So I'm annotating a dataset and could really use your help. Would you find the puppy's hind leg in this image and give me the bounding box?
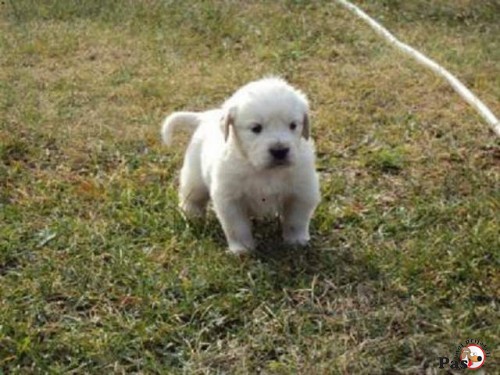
[179,142,209,218]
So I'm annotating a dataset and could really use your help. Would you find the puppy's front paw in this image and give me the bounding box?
[179,201,206,218]
[227,238,255,256]
[283,231,310,247]
[227,246,252,256]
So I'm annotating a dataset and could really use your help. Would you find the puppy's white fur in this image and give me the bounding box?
[161,77,320,254]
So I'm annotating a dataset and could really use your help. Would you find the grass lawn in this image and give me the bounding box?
[1,0,499,373]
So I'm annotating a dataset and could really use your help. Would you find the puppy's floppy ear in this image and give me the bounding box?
[221,107,237,142]
[302,113,310,140]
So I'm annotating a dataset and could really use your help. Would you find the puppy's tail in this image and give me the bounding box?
[161,112,201,146]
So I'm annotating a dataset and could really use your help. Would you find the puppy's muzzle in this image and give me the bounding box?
[268,146,291,168]
[269,147,289,161]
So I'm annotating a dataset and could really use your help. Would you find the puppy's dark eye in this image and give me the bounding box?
[251,124,263,134]
[290,122,297,130]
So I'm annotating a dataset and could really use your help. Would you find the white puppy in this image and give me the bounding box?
[161,77,320,254]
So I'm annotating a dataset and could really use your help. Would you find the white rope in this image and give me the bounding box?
[336,0,500,137]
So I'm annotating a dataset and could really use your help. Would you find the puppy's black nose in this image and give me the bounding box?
[270,147,289,160]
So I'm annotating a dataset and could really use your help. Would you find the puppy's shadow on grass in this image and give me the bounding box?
[184,214,379,290]
[247,219,379,290]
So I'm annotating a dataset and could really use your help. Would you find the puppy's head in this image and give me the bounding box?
[221,77,310,170]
